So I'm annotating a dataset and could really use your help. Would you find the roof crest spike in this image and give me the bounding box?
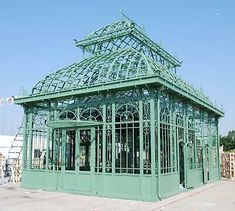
[121,12,134,24]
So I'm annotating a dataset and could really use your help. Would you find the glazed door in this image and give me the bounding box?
[53,128,77,190]
[78,128,95,172]
[64,130,76,171]
[52,127,95,191]
[76,128,96,193]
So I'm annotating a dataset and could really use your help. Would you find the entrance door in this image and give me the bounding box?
[203,145,210,183]
[53,128,77,190]
[76,128,95,193]
[52,127,95,191]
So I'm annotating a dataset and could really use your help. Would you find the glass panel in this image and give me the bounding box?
[79,129,91,171]
[31,130,47,169]
[196,139,202,168]
[95,127,103,172]
[65,130,76,170]
[188,129,196,169]
[31,112,47,170]
[48,131,53,170]
[160,123,171,174]
[115,123,140,174]
[187,144,194,169]
[143,122,151,174]
[54,129,62,171]
[115,104,140,174]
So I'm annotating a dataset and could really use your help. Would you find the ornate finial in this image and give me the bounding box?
[121,12,134,24]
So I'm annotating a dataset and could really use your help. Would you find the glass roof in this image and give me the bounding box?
[32,48,158,95]
[30,17,222,113]
[32,47,214,108]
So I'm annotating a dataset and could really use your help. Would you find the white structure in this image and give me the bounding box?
[0,132,23,182]
[0,135,14,180]
[221,152,235,178]
[0,135,15,157]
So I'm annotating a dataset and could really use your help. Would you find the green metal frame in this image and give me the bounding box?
[15,15,223,201]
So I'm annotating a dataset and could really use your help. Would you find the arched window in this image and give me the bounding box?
[59,110,76,120]
[159,94,173,174]
[116,104,139,122]
[80,108,103,122]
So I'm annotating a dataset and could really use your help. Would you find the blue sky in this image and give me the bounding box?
[0,0,234,135]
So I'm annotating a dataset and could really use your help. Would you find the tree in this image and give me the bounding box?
[220,131,235,152]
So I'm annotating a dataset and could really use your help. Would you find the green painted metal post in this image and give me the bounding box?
[170,107,173,173]
[75,128,79,189]
[91,128,96,194]
[101,104,107,194]
[111,102,115,193]
[208,116,212,168]
[102,104,106,174]
[139,100,144,197]
[46,110,50,172]
[193,117,197,169]
[53,109,58,188]
[27,112,33,170]
[22,108,28,170]
[201,112,207,184]
[183,105,188,187]
[150,97,156,199]
[156,91,161,199]
[172,103,177,177]
[76,107,80,175]
[77,107,80,120]
[61,129,66,190]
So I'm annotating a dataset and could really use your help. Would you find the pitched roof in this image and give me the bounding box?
[15,17,224,116]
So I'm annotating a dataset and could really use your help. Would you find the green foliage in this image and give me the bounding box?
[220,133,235,152]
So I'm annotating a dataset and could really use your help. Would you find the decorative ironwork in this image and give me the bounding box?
[31,112,47,169]
[14,16,224,200]
[28,16,223,116]
[79,129,92,171]
[95,126,103,172]
[105,124,112,173]
[75,15,181,69]
[59,110,76,120]
[143,101,150,120]
[143,122,151,174]
[106,105,112,123]
[116,104,139,122]
[115,103,140,174]
[80,108,103,122]
[65,130,76,170]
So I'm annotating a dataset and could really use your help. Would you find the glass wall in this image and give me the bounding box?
[25,90,219,178]
[31,111,47,169]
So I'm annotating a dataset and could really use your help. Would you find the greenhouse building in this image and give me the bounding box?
[14,17,224,201]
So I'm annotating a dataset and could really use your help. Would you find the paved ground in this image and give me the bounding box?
[0,179,234,211]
